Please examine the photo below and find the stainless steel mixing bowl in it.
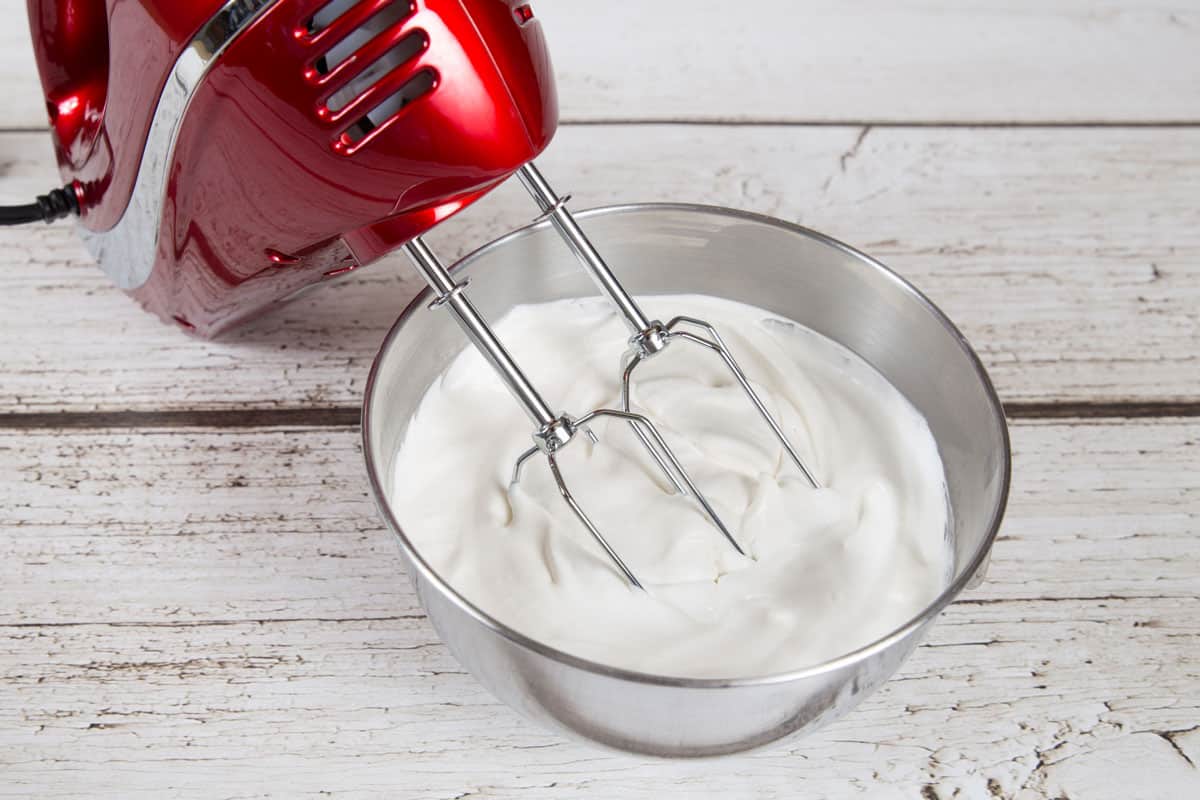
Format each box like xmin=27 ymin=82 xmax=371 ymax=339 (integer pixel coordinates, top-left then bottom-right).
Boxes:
xmin=362 ymin=204 xmax=1011 ymax=757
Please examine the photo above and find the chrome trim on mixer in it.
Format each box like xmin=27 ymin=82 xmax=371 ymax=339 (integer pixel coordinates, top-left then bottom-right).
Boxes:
xmin=80 ymin=0 xmax=278 ymax=290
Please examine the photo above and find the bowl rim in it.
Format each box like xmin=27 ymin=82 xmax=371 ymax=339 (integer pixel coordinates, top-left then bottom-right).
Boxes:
xmin=362 ymin=202 xmax=1012 ymax=688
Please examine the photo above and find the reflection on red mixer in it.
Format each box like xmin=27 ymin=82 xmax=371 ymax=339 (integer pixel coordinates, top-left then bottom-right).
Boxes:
xmin=26 ymin=0 xmax=558 ymax=335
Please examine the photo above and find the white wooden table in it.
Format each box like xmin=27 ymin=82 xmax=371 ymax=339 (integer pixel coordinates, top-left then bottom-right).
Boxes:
xmin=2 ymin=2 xmax=1197 ymax=797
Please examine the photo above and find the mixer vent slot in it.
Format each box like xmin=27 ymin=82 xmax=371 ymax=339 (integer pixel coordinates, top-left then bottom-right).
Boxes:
xmin=324 ymin=30 xmax=428 ymax=111
xmin=342 ymin=68 xmax=437 ymax=145
xmin=306 ymin=0 xmax=356 ymax=34
xmin=306 ymin=0 xmax=393 ymax=37
xmin=308 ymin=0 xmax=416 ymax=75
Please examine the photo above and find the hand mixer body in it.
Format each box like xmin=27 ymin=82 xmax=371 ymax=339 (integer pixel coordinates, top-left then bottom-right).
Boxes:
xmin=26 ymin=0 xmax=558 ymax=336
xmin=27 ymin=0 xmax=815 ymax=590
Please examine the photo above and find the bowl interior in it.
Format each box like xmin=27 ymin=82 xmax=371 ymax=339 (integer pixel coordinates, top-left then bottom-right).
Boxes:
xmin=365 ymin=204 xmax=1009 ymax=677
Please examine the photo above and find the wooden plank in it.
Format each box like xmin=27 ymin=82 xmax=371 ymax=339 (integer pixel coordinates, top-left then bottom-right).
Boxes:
xmin=0 ymin=419 xmax=1197 ymax=796
xmin=0 ymin=599 xmax=1195 ymax=798
xmin=3 ymin=1 xmax=1199 ymax=128
xmin=1 ymin=419 xmax=1197 ymax=625
xmin=2 ymin=124 xmax=1198 ymax=413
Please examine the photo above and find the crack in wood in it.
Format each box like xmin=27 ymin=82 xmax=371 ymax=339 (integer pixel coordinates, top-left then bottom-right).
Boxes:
xmin=1 ymin=400 xmax=1197 ymax=431
xmin=956 ymin=594 xmax=1198 ymax=606
xmin=0 ymin=615 xmax=426 ymax=630
xmin=1154 ymin=726 xmax=1200 ymax=769
xmin=0 ymin=408 xmax=363 ymax=430
xmin=839 ymin=126 xmax=872 ymax=172
xmin=1004 ymin=401 xmax=1200 ymax=420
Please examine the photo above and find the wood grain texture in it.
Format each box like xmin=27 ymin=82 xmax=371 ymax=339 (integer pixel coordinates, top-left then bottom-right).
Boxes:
xmin=3 ymin=125 xmax=1198 ymax=414
xmin=1 ymin=419 xmax=1197 ymax=797
xmin=1 ymin=600 xmax=1196 ymax=799
xmin=2 ymin=1 xmax=1199 ymax=128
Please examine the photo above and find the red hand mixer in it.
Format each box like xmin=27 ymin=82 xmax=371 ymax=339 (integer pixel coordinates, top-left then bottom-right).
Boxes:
xmin=21 ymin=0 xmax=819 ymax=586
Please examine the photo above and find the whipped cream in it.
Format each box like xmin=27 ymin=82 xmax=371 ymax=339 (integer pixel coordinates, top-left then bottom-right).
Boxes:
xmin=391 ymin=294 xmax=949 ymax=679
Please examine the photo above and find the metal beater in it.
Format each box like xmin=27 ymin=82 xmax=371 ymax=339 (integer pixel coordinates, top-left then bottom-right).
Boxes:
xmin=402 ymin=239 xmax=739 ymax=590
xmin=516 ymin=163 xmax=821 ymax=491
xmin=402 ymin=165 xmax=820 ymax=588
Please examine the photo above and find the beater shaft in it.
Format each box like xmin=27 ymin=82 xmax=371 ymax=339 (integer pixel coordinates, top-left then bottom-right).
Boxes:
xmin=518 ymin=164 xmax=658 ymax=345
xmin=404 ymin=238 xmax=558 ymax=429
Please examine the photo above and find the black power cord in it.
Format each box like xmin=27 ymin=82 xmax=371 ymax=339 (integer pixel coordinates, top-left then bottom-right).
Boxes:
xmin=0 ymin=185 xmax=80 ymax=225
